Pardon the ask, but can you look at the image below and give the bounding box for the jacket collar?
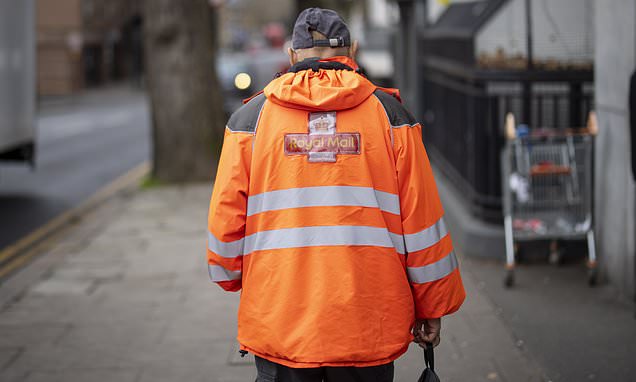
[289,56,360,73]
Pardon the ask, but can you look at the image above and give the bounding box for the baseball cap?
[291,8,351,50]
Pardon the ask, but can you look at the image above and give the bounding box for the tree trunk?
[143,0,224,182]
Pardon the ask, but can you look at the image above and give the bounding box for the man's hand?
[412,318,441,348]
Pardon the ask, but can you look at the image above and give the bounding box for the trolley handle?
[505,113,516,141]
[583,111,598,136]
[505,111,598,140]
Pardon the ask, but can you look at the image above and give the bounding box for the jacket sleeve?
[207,127,253,292]
[393,122,466,319]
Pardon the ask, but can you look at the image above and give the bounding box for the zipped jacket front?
[207,56,465,368]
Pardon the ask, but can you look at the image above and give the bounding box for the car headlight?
[234,72,251,90]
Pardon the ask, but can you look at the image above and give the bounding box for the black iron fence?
[419,57,594,222]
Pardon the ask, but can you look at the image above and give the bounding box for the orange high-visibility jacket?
[207,56,465,368]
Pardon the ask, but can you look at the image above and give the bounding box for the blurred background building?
[34,0,398,96]
[36,0,143,95]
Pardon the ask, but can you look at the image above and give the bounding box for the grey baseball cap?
[291,8,351,50]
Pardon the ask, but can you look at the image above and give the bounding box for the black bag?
[417,344,440,382]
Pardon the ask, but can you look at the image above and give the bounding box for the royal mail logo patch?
[284,112,360,163]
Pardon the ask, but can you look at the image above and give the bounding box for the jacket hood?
[263,56,376,112]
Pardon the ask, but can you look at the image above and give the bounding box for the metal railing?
[419,57,594,222]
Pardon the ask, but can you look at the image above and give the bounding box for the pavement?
[0,183,548,382]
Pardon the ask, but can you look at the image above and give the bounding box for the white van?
[0,0,35,164]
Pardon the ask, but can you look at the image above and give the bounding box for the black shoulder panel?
[227,93,267,133]
[373,89,417,127]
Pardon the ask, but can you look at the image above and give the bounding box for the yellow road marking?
[0,242,51,280]
[0,161,150,279]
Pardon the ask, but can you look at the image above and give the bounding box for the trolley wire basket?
[501,112,598,287]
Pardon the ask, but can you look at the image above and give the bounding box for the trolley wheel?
[549,241,562,266]
[587,267,598,287]
[514,243,523,263]
[548,250,562,266]
[504,269,515,288]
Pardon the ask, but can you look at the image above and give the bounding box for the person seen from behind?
[206,8,466,382]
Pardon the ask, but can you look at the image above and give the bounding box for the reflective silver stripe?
[247,186,401,216]
[407,251,458,284]
[244,225,400,253]
[208,264,242,282]
[389,232,406,255]
[207,231,244,258]
[373,189,401,215]
[404,217,448,253]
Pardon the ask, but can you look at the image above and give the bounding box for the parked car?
[217,52,254,115]
[217,48,289,115]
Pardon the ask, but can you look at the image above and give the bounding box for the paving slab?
[0,370,29,382]
[0,347,23,371]
[23,368,140,382]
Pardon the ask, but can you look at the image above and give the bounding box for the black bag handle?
[424,343,434,371]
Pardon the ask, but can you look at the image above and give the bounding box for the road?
[0,85,150,260]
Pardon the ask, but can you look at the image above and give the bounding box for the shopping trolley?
[501,112,598,287]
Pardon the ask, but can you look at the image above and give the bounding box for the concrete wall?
[594,0,636,298]
[476,0,594,64]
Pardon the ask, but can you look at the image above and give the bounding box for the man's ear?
[349,40,359,59]
[287,47,297,65]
